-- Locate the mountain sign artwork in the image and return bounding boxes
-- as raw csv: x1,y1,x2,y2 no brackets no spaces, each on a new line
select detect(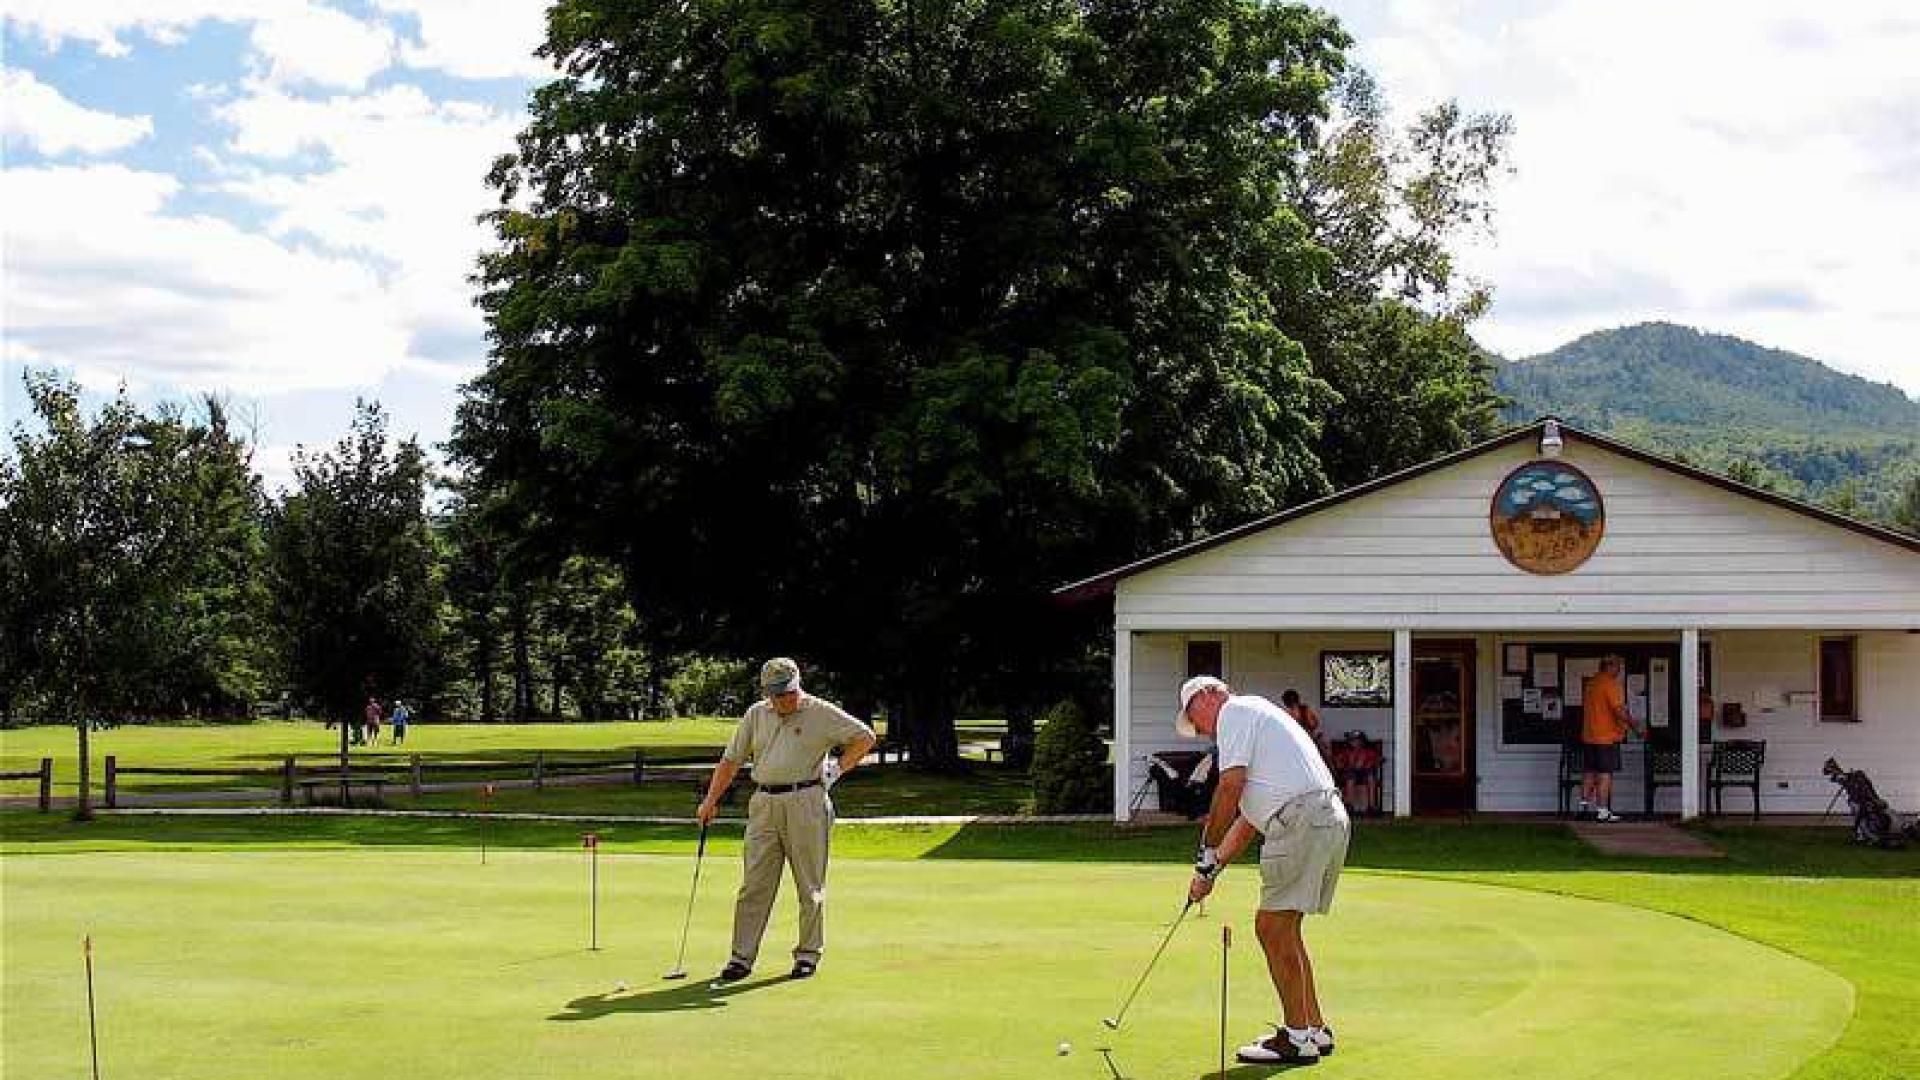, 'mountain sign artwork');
1490,461,1606,574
